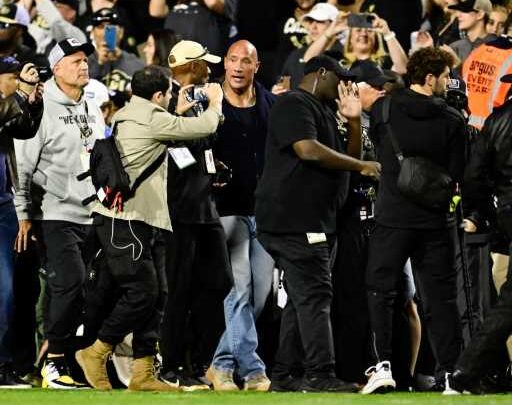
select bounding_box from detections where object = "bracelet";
[384,31,396,42]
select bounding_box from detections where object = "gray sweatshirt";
[15,78,105,224]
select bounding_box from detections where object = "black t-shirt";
[255,89,349,234]
[166,81,219,224]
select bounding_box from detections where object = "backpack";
[381,96,453,212]
[77,122,166,211]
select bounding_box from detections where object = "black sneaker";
[444,370,483,395]
[161,369,210,392]
[0,364,32,389]
[300,376,359,393]
[270,375,303,392]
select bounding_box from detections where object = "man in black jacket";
[362,47,466,394]
[0,57,43,388]
[448,75,512,394]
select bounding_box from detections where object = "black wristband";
[19,77,39,85]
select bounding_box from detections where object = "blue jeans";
[212,216,274,380]
[0,201,18,364]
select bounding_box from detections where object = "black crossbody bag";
[381,96,453,212]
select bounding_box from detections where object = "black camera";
[35,66,52,82]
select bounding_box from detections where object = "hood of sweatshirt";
[392,88,447,120]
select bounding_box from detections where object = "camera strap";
[381,96,404,165]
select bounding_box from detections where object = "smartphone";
[192,85,208,102]
[104,25,117,52]
[347,13,375,29]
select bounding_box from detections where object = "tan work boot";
[128,356,180,391]
[243,373,271,392]
[75,340,113,390]
[206,366,238,391]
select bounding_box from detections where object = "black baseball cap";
[349,59,395,87]
[303,55,356,81]
[447,76,467,94]
[54,0,79,12]
[0,55,19,74]
[91,7,122,27]
[500,73,512,83]
[448,0,492,14]
[48,38,95,70]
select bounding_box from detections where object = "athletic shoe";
[270,375,303,392]
[205,366,238,391]
[161,369,210,392]
[300,376,359,393]
[243,373,271,391]
[0,364,32,389]
[361,361,396,394]
[443,370,479,395]
[41,357,78,389]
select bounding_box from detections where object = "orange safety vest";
[462,43,512,129]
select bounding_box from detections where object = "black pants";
[457,208,512,376]
[94,215,168,359]
[160,221,231,371]
[39,221,93,354]
[366,224,462,378]
[259,232,337,379]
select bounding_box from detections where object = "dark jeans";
[0,201,17,364]
[259,232,337,379]
[457,207,512,376]
[39,220,94,354]
[160,221,230,372]
[94,215,168,359]
[366,224,462,378]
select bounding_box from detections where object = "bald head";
[224,40,260,93]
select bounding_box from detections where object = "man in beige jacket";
[75,65,224,391]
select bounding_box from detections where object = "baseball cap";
[302,3,339,22]
[0,55,19,75]
[303,55,357,80]
[447,76,467,94]
[448,0,492,14]
[0,3,30,27]
[168,40,221,68]
[84,79,110,107]
[500,73,512,83]
[48,38,95,70]
[91,7,122,27]
[349,60,395,87]
[54,0,79,12]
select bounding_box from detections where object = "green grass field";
[1,390,512,405]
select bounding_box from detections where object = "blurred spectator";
[448,0,495,68]
[274,0,317,78]
[486,4,508,36]
[0,3,46,65]
[87,8,144,100]
[142,28,179,66]
[278,2,339,90]
[28,0,86,56]
[0,58,43,389]
[414,1,461,48]
[14,38,105,389]
[83,78,112,131]
[149,0,237,78]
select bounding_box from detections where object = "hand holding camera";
[18,63,39,95]
[203,82,223,107]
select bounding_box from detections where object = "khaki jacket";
[92,95,221,230]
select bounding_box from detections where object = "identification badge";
[306,232,327,244]
[80,152,90,172]
[168,147,196,169]
[205,149,216,174]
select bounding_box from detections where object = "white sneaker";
[41,358,77,390]
[443,372,463,395]
[361,361,396,394]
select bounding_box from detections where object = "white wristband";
[384,31,396,42]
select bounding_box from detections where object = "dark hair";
[131,65,171,100]
[407,47,453,85]
[149,29,179,67]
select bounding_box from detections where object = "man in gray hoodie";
[14,37,105,390]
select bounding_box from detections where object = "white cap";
[302,3,339,22]
[168,40,221,68]
[84,79,109,108]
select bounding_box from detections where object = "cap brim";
[500,73,512,83]
[335,70,358,81]
[77,42,95,57]
[367,74,396,87]
[302,13,331,22]
[447,4,476,12]
[202,53,221,64]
